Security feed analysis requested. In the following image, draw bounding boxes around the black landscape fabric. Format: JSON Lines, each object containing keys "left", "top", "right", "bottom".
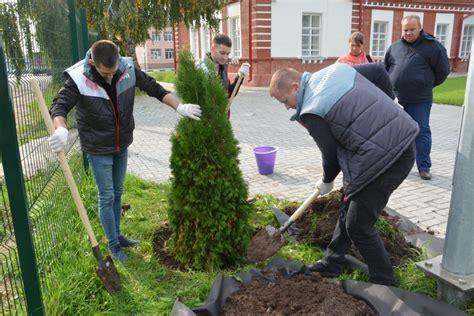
{"left": 170, "top": 256, "right": 466, "bottom": 316}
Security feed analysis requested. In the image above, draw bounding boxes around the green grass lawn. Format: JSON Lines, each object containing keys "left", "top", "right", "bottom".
{"left": 38, "top": 170, "right": 474, "bottom": 315}
{"left": 147, "top": 71, "right": 176, "bottom": 84}
{"left": 433, "top": 76, "right": 467, "bottom": 106}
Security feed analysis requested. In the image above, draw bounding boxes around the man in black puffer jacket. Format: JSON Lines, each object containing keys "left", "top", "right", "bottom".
{"left": 270, "top": 64, "right": 418, "bottom": 286}
{"left": 49, "top": 40, "right": 202, "bottom": 262}
{"left": 385, "top": 15, "right": 449, "bottom": 180}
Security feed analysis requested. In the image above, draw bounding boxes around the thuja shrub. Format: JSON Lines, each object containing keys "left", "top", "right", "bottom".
{"left": 167, "top": 51, "right": 251, "bottom": 270}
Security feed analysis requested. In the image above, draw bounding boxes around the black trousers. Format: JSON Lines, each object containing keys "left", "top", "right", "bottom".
{"left": 323, "top": 143, "right": 415, "bottom": 285}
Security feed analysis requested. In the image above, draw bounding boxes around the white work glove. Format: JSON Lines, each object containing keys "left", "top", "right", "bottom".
{"left": 238, "top": 63, "right": 251, "bottom": 78}
{"left": 176, "top": 103, "right": 202, "bottom": 120}
{"left": 49, "top": 126, "right": 68, "bottom": 153}
{"left": 315, "top": 178, "right": 334, "bottom": 195}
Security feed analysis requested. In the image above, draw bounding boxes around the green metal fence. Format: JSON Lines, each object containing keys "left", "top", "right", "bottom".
{"left": 0, "top": 1, "right": 97, "bottom": 314}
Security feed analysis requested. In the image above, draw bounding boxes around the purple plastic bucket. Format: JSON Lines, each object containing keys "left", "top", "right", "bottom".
{"left": 253, "top": 146, "right": 278, "bottom": 175}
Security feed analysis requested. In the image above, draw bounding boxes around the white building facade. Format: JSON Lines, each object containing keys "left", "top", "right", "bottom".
{"left": 174, "top": 0, "right": 473, "bottom": 86}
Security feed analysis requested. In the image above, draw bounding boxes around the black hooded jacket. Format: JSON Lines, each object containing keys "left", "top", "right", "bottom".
{"left": 384, "top": 31, "right": 449, "bottom": 103}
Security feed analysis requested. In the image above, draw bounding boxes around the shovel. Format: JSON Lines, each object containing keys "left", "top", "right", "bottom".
{"left": 225, "top": 66, "right": 247, "bottom": 113}
{"left": 30, "top": 79, "right": 122, "bottom": 294}
{"left": 247, "top": 189, "right": 321, "bottom": 263}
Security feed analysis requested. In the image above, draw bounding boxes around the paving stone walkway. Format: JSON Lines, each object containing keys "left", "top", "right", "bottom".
{"left": 128, "top": 87, "right": 462, "bottom": 238}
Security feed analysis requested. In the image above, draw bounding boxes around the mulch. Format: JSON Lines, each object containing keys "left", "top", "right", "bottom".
{"left": 220, "top": 271, "right": 376, "bottom": 315}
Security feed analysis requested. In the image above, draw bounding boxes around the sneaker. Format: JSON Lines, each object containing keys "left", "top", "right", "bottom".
{"left": 110, "top": 246, "right": 128, "bottom": 262}
{"left": 118, "top": 235, "right": 140, "bottom": 247}
{"left": 419, "top": 170, "right": 432, "bottom": 180}
{"left": 308, "top": 260, "right": 343, "bottom": 278}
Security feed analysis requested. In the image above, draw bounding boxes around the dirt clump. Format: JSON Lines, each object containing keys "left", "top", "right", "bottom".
{"left": 283, "top": 190, "right": 419, "bottom": 266}
{"left": 152, "top": 224, "right": 181, "bottom": 269}
{"left": 220, "top": 272, "right": 376, "bottom": 315}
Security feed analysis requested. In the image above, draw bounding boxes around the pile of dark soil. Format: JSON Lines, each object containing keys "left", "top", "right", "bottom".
{"left": 283, "top": 190, "right": 419, "bottom": 266}
{"left": 220, "top": 271, "right": 376, "bottom": 315}
{"left": 152, "top": 224, "right": 180, "bottom": 269}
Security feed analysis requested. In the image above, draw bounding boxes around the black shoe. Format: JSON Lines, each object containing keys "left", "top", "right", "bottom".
{"left": 419, "top": 170, "right": 432, "bottom": 180}
{"left": 118, "top": 235, "right": 140, "bottom": 247}
{"left": 308, "top": 260, "right": 343, "bottom": 278}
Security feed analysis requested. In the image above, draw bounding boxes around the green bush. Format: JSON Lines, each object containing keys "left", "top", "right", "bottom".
{"left": 167, "top": 51, "right": 251, "bottom": 270}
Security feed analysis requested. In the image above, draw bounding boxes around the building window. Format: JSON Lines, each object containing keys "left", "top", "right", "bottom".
{"left": 435, "top": 24, "right": 448, "bottom": 48}
{"left": 165, "top": 48, "right": 174, "bottom": 59}
{"left": 229, "top": 16, "right": 241, "bottom": 57}
{"left": 164, "top": 31, "right": 173, "bottom": 41}
{"left": 301, "top": 13, "right": 321, "bottom": 57}
{"left": 151, "top": 31, "right": 161, "bottom": 42}
{"left": 150, "top": 49, "right": 161, "bottom": 60}
{"left": 371, "top": 21, "right": 388, "bottom": 58}
{"left": 460, "top": 25, "right": 474, "bottom": 58}
{"left": 201, "top": 27, "right": 210, "bottom": 57}
{"left": 190, "top": 29, "right": 199, "bottom": 59}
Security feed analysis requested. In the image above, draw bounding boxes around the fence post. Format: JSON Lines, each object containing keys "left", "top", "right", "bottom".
{"left": 67, "top": 0, "right": 80, "bottom": 63}
{"left": 80, "top": 8, "right": 89, "bottom": 54}
{"left": 0, "top": 33, "right": 44, "bottom": 316}
{"left": 78, "top": 7, "right": 90, "bottom": 171}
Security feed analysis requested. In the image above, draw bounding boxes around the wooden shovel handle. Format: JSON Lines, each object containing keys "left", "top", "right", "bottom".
{"left": 288, "top": 189, "right": 321, "bottom": 222}
{"left": 225, "top": 74, "right": 244, "bottom": 112}
{"left": 30, "top": 78, "right": 98, "bottom": 247}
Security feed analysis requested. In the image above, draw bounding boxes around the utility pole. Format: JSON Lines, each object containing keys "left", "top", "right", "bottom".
{"left": 417, "top": 44, "right": 474, "bottom": 308}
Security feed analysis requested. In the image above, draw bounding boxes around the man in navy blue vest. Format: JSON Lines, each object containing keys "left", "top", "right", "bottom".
{"left": 385, "top": 15, "right": 449, "bottom": 180}
{"left": 270, "top": 64, "right": 418, "bottom": 286}
{"left": 49, "top": 40, "right": 202, "bottom": 262}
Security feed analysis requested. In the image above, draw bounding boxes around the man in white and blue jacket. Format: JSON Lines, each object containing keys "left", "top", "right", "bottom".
{"left": 49, "top": 40, "right": 202, "bottom": 262}
{"left": 270, "top": 63, "right": 418, "bottom": 286}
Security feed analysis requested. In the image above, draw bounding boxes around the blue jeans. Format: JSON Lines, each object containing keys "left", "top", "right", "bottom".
{"left": 87, "top": 148, "right": 128, "bottom": 248}
{"left": 402, "top": 101, "right": 432, "bottom": 172}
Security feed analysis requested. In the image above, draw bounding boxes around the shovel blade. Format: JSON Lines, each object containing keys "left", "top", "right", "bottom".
{"left": 246, "top": 225, "right": 287, "bottom": 263}
{"left": 96, "top": 255, "right": 122, "bottom": 294}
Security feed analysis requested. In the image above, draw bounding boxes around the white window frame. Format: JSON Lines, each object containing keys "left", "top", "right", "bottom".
{"left": 435, "top": 13, "right": 454, "bottom": 58}
{"left": 164, "top": 31, "right": 173, "bottom": 41}
{"left": 301, "top": 13, "right": 321, "bottom": 58}
{"left": 229, "top": 16, "right": 241, "bottom": 58}
{"left": 371, "top": 21, "right": 389, "bottom": 58}
{"left": 460, "top": 24, "right": 474, "bottom": 58}
{"left": 200, "top": 27, "right": 210, "bottom": 57}
{"left": 151, "top": 31, "right": 161, "bottom": 42}
{"left": 189, "top": 28, "right": 199, "bottom": 59}
{"left": 165, "top": 48, "right": 174, "bottom": 60}
{"left": 150, "top": 49, "right": 161, "bottom": 60}
{"left": 435, "top": 23, "right": 448, "bottom": 48}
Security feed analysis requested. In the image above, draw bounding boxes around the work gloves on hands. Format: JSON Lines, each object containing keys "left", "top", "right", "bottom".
{"left": 238, "top": 63, "right": 251, "bottom": 78}
{"left": 315, "top": 178, "right": 334, "bottom": 195}
{"left": 49, "top": 126, "right": 68, "bottom": 153}
{"left": 176, "top": 103, "right": 202, "bottom": 120}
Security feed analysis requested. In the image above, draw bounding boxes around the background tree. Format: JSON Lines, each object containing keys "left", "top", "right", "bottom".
{"left": 77, "top": 0, "right": 226, "bottom": 62}
{"left": 0, "top": 0, "right": 73, "bottom": 81}
{"left": 168, "top": 51, "right": 252, "bottom": 270}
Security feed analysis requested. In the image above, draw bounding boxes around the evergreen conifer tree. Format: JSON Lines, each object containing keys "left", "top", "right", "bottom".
{"left": 168, "top": 51, "right": 251, "bottom": 270}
